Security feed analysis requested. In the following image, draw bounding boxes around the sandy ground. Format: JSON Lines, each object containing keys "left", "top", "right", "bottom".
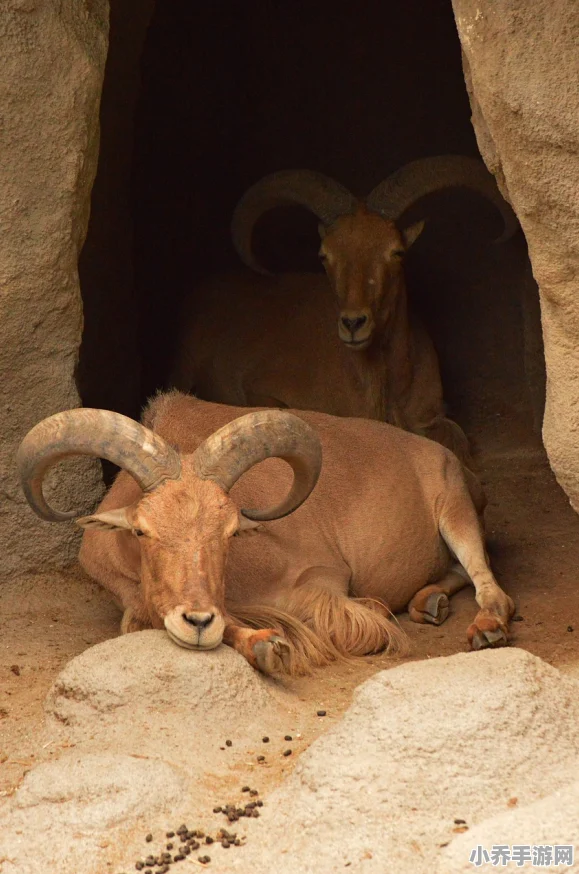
{"left": 2, "top": 434, "right": 579, "bottom": 814}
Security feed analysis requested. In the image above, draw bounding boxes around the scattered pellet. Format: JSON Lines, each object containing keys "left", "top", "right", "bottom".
{"left": 262, "top": 736, "right": 269, "bottom": 743}
{"left": 284, "top": 735, "right": 292, "bottom": 741}
{"left": 135, "top": 864, "right": 144, "bottom": 872}
{"left": 283, "top": 749, "right": 292, "bottom": 757}
{"left": 221, "top": 840, "right": 230, "bottom": 849}
{"left": 166, "top": 843, "right": 173, "bottom": 850}
{"left": 199, "top": 856, "right": 211, "bottom": 865}
{"left": 256, "top": 800, "right": 264, "bottom": 807}
{"left": 454, "top": 818, "right": 466, "bottom": 825}
{"left": 158, "top": 867, "right": 170, "bottom": 874}
{"left": 225, "top": 739, "right": 232, "bottom": 747}
{"left": 242, "top": 785, "right": 250, "bottom": 792}
{"left": 568, "top": 625, "right": 574, "bottom": 632}
{"left": 512, "top": 615, "right": 524, "bottom": 622}
{"left": 213, "top": 806, "right": 222, "bottom": 814}
{"left": 252, "top": 808, "right": 260, "bottom": 818}
{"left": 249, "top": 789, "right": 258, "bottom": 797}
{"left": 173, "top": 853, "right": 185, "bottom": 861}
{"left": 145, "top": 834, "right": 153, "bottom": 843}
{"left": 234, "top": 839, "right": 241, "bottom": 846}
{"left": 190, "top": 840, "right": 200, "bottom": 851}
{"left": 166, "top": 831, "right": 175, "bottom": 838}
{"left": 206, "top": 836, "right": 214, "bottom": 845}
{"left": 257, "top": 755, "right": 265, "bottom": 762}
{"left": 317, "top": 710, "right": 326, "bottom": 717}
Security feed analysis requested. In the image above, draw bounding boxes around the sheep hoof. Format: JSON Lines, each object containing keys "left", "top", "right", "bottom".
{"left": 468, "top": 625, "right": 508, "bottom": 650}
{"left": 253, "top": 635, "right": 291, "bottom": 676}
{"left": 423, "top": 592, "right": 450, "bottom": 625}
{"left": 408, "top": 590, "right": 449, "bottom": 625}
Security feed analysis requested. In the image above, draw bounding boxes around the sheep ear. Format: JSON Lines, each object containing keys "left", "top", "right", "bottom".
{"left": 76, "top": 508, "right": 133, "bottom": 532}
{"left": 402, "top": 219, "right": 425, "bottom": 249}
{"left": 234, "top": 514, "right": 264, "bottom": 537}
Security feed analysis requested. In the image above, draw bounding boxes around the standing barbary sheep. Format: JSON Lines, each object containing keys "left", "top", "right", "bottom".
{"left": 171, "top": 156, "right": 518, "bottom": 466}
{"left": 17, "top": 392, "right": 514, "bottom": 675}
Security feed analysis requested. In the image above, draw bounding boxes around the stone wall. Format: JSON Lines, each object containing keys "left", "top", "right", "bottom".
{"left": 451, "top": 0, "right": 579, "bottom": 508}
{"left": 0, "top": 1, "right": 109, "bottom": 576}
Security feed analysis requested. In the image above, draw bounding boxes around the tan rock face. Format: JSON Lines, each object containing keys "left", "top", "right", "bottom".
{"left": 451, "top": 0, "right": 579, "bottom": 509}
{"left": 0, "top": 1, "right": 108, "bottom": 574}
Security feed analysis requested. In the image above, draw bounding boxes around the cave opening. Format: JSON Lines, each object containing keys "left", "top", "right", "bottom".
{"left": 78, "top": 0, "right": 545, "bottom": 462}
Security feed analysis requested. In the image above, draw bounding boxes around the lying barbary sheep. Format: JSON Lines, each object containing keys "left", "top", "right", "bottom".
{"left": 171, "top": 156, "right": 517, "bottom": 467}
{"left": 17, "top": 391, "right": 514, "bottom": 675}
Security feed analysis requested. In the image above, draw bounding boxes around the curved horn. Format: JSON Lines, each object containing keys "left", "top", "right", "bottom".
{"left": 193, "top": 410, "right": 322, "bottom": 522}
{"left": 17, "top": 409, "right": 181, "bottom": 522}
{"left": 365, "top": 155, "right": 518, "bottom": 243}
{"left": 231, "top": 170, "right": 358, "bottom": 274}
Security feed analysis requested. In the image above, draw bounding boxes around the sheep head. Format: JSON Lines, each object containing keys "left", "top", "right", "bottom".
{"left": 319, "top": 205, "right": 424, "bottom": 349}
{"left": 231, "top": 157, "right": 518, "bottom": 349}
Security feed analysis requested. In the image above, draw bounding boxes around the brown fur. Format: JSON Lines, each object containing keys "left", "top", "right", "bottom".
{"left": 78, "top": 393, "right": 513, "bottom": 677}
{"left": 170, "top": 206, "right": 472, "bottom": 467}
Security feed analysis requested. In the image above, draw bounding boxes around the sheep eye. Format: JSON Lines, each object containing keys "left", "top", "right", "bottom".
{"left": 133, "top": 528, "right": 146, "bottom": 538}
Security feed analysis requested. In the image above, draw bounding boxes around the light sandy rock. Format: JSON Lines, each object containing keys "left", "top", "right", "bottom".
{"left": 8, "top": 642, "right": 579, "bottom": 874}
{"left": 46, "top": 630, "right": 289, "bottom": 757}
{"left": 440, "top": 780, "right": 579, "bottom": 872}
{"left": 0, "top": 753, "right": 186, "bottom": 874}
{"left": 213, "top": 649, "right": 579, "bottom": 873}
{"left": 451, "top": 0, "right": 579, "bottom": 510}
{"left": 0, "top": 1, "right": 108, "bottom": 577}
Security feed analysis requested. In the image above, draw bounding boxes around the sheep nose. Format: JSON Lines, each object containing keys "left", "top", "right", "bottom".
{"left": 341, "top": 315, "right": 367, "bottom": 333}
{"left": 182, "top": 611, "right": 215, "bottom": 629}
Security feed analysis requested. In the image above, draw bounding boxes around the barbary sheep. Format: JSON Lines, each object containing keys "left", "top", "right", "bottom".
{"left": 18, "top": 391, "right": 514, "bottom": 676}
{"left": 171, "top": 156, "right": 517, "bottom": 466}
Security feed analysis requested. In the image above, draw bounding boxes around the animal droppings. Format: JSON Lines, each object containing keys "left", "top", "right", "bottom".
{"left": 166, "top": 831, "right": 175, "bottom": 838}
{"left": 284, "top": 735, "right": 292, "bottom": 741}
{"left": 512, "top": 615, "right": 524, "bottom": 622}
{"left": 454, "top": 818, "right": 466, "bottom": 825}
{"left": 283, "top": 749, "right": 292, "bottom": 757}
{"left": 199, "top": 856, "right": 211, "bottom": 864}
{"left": 317, "top": 710, "right": 327, "bottom": 716}
{"left": 257, "top": 755, "right": 265, "bottom": 762}
{"left": 221, "top": 840, "right": 230, "bottom": 849}
{"left": 135, "top": 864, "right": 144, "bottom": 872}
{"left": 225, "top": 739, "right": 232, "bottom": 747}
{"left": 242, "top": 785, "right": 250, "bottom": 792}
{"left": 145, "top": 834, "right": 153, "bottom": 843}
{"left": 568, "top": 625, "right": 574, "bottom": 632}
{"left": 262, "top": 736, "right": 269, "bottom": 743}
{"left": 206, "top": 837, "right": 214, "bottom": 845}
{"left": 213, "top": 806, "right": 222, "bottom": 813}
{"left": 166, "top": 842, "right": 173, "bottom": 850}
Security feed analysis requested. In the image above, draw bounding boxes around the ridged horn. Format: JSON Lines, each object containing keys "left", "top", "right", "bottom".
{"left": 17, "top": 409, "right": 181, "bottom": 522}
{"left": 231, "top": 169, "right": 358, "bottom": 274}
{"left": 193, "top": 410, "right": 322, "bottom": 522}
{"left": 365, "top": 155, "right": 518, "bottom": 243}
